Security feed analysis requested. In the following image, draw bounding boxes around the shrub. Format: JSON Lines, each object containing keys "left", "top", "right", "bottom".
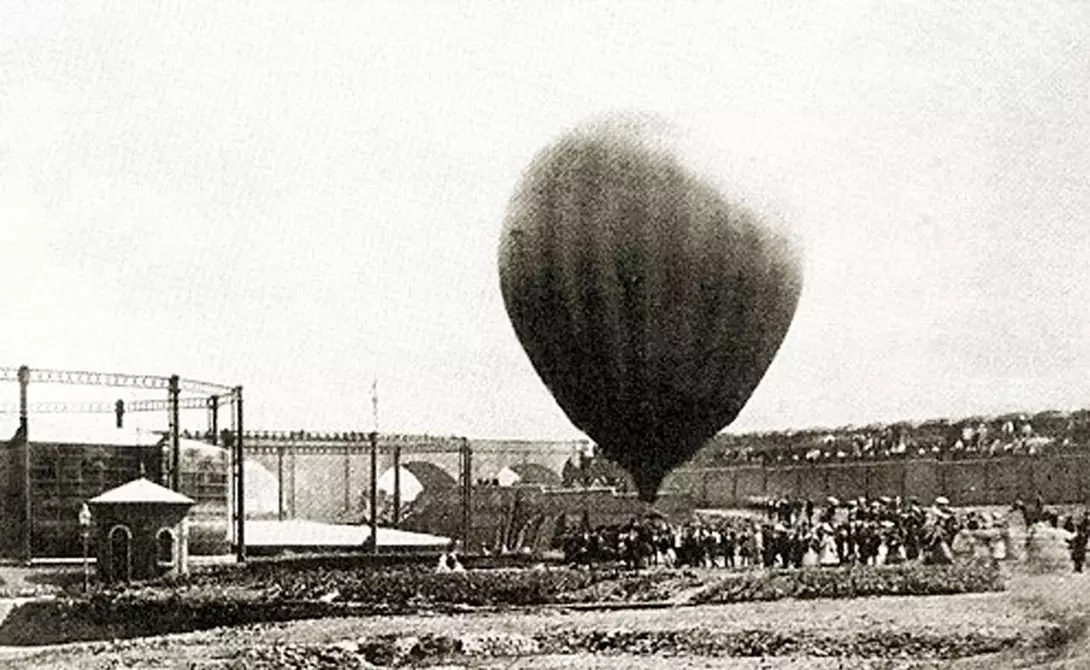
{"left": 691, "top": 558, "right": 1002, "bottom": 605}
{"left": 18, "top": 558, "right": 1003, "bottom": 646}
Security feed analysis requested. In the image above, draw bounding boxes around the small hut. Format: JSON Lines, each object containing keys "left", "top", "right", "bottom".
{"left": 88, "top": 478, "right": 195, "bottom": 583}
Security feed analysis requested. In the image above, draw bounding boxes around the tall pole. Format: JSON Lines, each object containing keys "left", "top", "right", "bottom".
{"left": 18, "top": 365, "right": 31, "bottom": 565}
{"left": 370, "top": 378, "right": 380, "bottom": 548}
{"left": 369, "top": 430, "right": 379, "bottom": 555}
{"left": 291, "top": 447, "right": 297, "bottom": 518}
{"left": 235, "top": 386, "right": 245, "bottom": 564}
{"left": 277, "top": 444, "right": 285, "bottom": 521}
{"left": 168, "top": 374, "right": 181, "bottom": 491}
{"left": 343, "top": 437, "right": 350, "bottom": 513}
{"left": 209, "top": 395, "right": 219, "bottom": 445}
{"left": 371, "top": 378, "right": 379, "bottom": 434}
{"left": 461, "top": 437, "right": 472, "bottom": 552}
{"left": 392, "top": 444, "right": 401, "bottom": 528}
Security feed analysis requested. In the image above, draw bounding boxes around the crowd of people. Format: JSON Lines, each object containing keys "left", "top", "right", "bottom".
{"left": 559, "top": 495, "right": 997, "bottom": 570}
{"left": 711, "top": 435, "right": 1065, "bottom": 466}
{"left": 703, "top": 414, "right": 1090, "bottom": 465}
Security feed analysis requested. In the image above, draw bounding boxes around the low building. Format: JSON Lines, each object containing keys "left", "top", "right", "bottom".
{"left": 88, "top": 477, "right": 195, "bottom": 582}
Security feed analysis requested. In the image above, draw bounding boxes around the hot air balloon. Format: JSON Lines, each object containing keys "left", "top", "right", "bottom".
{"left": 498, "top": 115, "right": 804, "bottom": 502}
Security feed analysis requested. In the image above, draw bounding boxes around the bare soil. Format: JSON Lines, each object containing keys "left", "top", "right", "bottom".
{"left": 0, "top": 567, "right": 1082, "bottom": 670}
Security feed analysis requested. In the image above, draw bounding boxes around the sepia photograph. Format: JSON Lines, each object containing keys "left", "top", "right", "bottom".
{"left": 0, "top": 2, "right": 1088, "bottom": 667}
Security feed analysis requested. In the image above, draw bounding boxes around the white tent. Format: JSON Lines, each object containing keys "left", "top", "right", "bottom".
{"left": 245, "top": 519, "right": 449, "bottom": 549}
{"left": 244, "top": 460, "right": 280, "bottom": 516}
{"left": 495, "top": 466, "right": 521, "bottom": 487}
{"left": 377, "top": 466, "right": 425, "bottom": 504}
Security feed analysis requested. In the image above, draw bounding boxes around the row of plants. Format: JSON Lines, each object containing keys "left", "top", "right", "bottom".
{"left": 171, "top": 565, "right": 612, "bottom": 608}
{"left": 0, "top": 597, "right": 353, "bottom": 646}
{"left": 4, "top": 558, "right": 1004, "bottom": 646}
{"left": 554, "top": 568, "right": 702, "bottom": 603}
{"left": 236, "top": 626, "right": 1021, "bottom": 668}
{"left": 690, "top": 557, "right": 1003, "bottom": 604}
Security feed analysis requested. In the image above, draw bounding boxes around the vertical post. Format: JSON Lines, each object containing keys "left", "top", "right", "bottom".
{"left": 79, "top": 503, "right": 91, "bottom": 592}
{"left": 209, "top": 395, "right": 219, "bottom": 445}
{"left": 82, "top": 531, "right": 89, "bottom": 591}
{"left": 235, "top": 386, "right": 245, "bottom": 564}
{"left": 461, "top": 437, "right": 472, "bottom": 552}
{"left": 225, "top": 420, "right": 235, "bottom": 548}
{"left": 18, "top": 365, "right": 31, "bottom": 565}
{"left": 277, "top": 444, "right": 285, "bottom": 522}
{"left": 168, "top": 375, "right": 181, "bottom": 491}
{"left": 369, "top": 431, "right": 379, "bottom": 555}
{"left": 392, "top": 444, "right": 401, "bottom": 528}
{"left": 344, "top": 436, "right": 351, "bottom": 513}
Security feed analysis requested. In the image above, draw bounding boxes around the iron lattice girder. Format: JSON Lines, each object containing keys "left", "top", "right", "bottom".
{"left": 177, "top": 377, "right": 235, "bottom": 395}
{"left": 0, "top": 366, "right": 235, "bottom": 395}
{"left": 26, "top": 368, "right": 170, "bottom": 389}
{"left": 0, "top": 396, "right": 229, "bottom": 415}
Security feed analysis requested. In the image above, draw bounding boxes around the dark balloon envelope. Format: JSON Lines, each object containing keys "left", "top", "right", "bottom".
{"left": 499, "top": 118, "right": 804, "bottom": 502}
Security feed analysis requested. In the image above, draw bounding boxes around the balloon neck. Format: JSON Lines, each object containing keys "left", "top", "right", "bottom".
{"left": 632, "top": 468, "right": 668, "bottom": 504}
{"left": 636, "top": 483, "right": 660, "bottom": 504}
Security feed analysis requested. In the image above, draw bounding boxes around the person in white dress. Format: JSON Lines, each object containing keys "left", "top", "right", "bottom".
{"left": 818, "top": 523, "right": 840, "bottom": 566}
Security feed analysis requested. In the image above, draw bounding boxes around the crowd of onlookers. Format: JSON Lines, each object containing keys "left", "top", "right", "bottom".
{"left": 703, "top": 416, "right": 1089, "bottom": 466}
{"left": 558, "top": 495, "right": 1000, "bottom": 570}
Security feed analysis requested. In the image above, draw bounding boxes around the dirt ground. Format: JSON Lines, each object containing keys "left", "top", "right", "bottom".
{"left": 0, "top": 567, "right": 1084, "bottom": 670}
{"left": 0, "top": 516, "right": 1083, "bottom": 669}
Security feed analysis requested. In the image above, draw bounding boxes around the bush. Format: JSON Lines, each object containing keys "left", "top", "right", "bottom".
{"left": 16, "top": 558, "right": 1003, "bottom": 646}
{"left": 556, "top": 569, "right": 702, "bottom": 603}
{"left": 187, "top": 520, "right": 230, "bottom": 556}
{"left": 691, "top": 558, "right": 1002, "bottom": 604}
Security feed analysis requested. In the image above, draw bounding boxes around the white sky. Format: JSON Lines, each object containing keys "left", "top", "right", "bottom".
{"left": 1, "top": 1, "right": 1088, "bottom": 439}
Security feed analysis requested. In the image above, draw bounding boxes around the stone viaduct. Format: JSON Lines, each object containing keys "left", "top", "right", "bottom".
{"left": 230, "top": 431, "right": 585, "bottom": 523}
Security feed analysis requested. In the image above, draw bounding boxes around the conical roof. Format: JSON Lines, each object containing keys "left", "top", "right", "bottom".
{"left": 89, "top": 477, "right": 195, "bottom": 505}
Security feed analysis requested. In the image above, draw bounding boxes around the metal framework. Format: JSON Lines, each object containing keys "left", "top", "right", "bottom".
{"left": 0, "top": 365, "right": 245, "bottom": 565}
{"left": 236, "top": 431, "right": 480, "bottom": 549}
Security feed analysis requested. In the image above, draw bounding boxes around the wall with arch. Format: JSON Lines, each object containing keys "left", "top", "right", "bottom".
{"left": 238, "top": 435, "right": 579, "bottom": 523}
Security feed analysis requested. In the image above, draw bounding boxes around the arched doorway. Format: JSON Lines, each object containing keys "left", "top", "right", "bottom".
{"left": 156, "top": 528, "right": 176, "bottom": 573}
{"left": 108, "top": 525, "right": 132, "bottom": 583}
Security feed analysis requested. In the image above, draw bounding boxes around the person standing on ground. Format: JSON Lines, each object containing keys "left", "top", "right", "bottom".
{"left": 1069, "top": 515, "right": 1089, "bottom": 573}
